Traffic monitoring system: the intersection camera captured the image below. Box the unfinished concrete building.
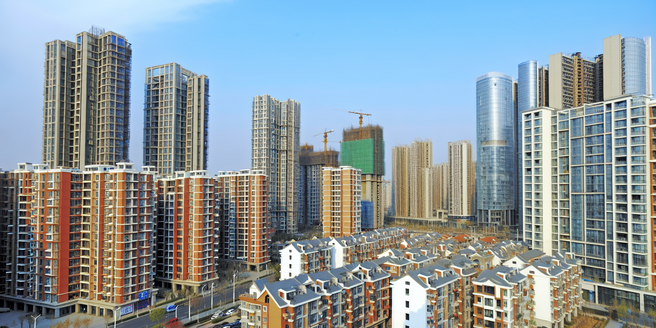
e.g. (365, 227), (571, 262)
(299, 144), (339, 227)
(340, 125), (384, 229)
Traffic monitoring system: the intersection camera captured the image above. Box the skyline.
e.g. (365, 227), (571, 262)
(1, 0), (655, 179)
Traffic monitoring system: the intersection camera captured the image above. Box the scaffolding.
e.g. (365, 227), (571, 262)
(340, 124), (384, 175)
(299, 144), (339, 167)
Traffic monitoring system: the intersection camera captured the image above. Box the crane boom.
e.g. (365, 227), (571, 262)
(315, 129), (334, 166)
(347, 110), (372, 139)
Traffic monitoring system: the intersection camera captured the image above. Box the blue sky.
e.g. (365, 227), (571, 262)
(1, 0), (655, 178)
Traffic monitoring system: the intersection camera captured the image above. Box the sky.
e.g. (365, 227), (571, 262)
(1, 0), (655, 179)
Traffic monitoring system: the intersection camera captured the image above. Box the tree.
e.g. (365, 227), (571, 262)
(271, 262), (281, 280)
(50, 318), (72, 328)
(150, 308), (166, 324)
(80, 318), (92, 328)
(164, 290), (174, 301)
(72, 317), (83, 328)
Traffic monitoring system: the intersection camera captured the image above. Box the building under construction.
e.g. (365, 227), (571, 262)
(340, 125), (384, 229)
(299, 144), (339, 226)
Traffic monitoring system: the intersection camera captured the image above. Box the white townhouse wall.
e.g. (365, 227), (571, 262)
(391, 275), (427, 328)
(328, 239), (346, 268)
(521, 265), (555, 325)
(503, 256), (528, 270)
(280, 244), (302, 279)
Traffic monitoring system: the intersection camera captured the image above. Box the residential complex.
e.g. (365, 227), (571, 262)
(476, 72), (517, 228)
(240, 261), (391, 328)
(391, 138), (434, 219)
(215, 170), (270, 272)
(299, 144), (339, 227)
(43, 26), (132, 169)
(1, 163), (157, 318)
(322, 166), (362, 238)
(340, 125), (385, 229)
(252, 95), (300, 234)
(143, 63), (210, 175)
(521, 95), (656, 303)
(448, 140), (475, 218)
(155, 171), (216, 292)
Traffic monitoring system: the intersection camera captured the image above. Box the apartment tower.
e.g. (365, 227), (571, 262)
(214, 170), (269, 271)
(299, 144), (339, 227)
(448, 140), (475, 218)
(155, 171), (216, 291)
(340, 125), (385, 229)
(392, 145), (409, 217)
(522, 95), (656, 302)
(409, 138), (433, 218)
(603, 35), (652, 99)
(251, 95), (300, 234)
(143, 63), (209, 176)
(2, 163), (157, 318)
(322, 166), (362, 238)
(476, 72), (517, 227)
(432, 162), (449, 212)
(43, 26), (131, 169)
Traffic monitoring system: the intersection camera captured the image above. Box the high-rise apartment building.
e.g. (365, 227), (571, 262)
(476, 72), (517, 227)
(448, 140), (475, 218)
(548, 52), (604, 110)
(43, 26), (132, 169)
(0, 170), (16, 296)
(432, 163), (449, 212)
(340, 125), (385, 229)
(299, 144), (339, 227)
(603, 35), (652, 99)
(522, 95), (656, 298)
(322, 166), (362, 238)
(143, 63), (209, 176)
(155, 171), (215, 292)
(392, 145), (409, 217)
(409, 139), (433, 218)
(214, 170), (269, 271)
(251, 95), (300, 234)
(2, 163), (156, 318)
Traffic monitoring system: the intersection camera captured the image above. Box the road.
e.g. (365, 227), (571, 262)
(116, 284), (250, 328)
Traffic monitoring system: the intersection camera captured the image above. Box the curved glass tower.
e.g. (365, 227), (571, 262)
(623, 37), (648, 95)
(476, 72), (516, 227)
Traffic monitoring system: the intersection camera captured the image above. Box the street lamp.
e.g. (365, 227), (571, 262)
(114, 306), (121, 328)
(30, 313), (41, 328)
(211, 283), (216, 309)
(232, 270), (237, 305)
(201, 285), (207, 298)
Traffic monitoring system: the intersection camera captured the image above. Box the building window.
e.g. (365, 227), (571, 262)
(405, 313), (409, 320)
(405, 301), (409, 308)
(405, 288), (409, 296)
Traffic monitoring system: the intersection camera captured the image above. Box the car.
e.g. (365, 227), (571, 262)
(225, 308), (236, 316)
(166, 305), (177, 313)
(211, 310), (224, 319)
(169, 318), (179, 324)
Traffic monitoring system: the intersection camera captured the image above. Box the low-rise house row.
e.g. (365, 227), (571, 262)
(239, 261), (391, 328)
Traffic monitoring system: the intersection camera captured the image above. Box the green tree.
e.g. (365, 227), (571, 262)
(150, 308), (166, 324)
(271, 262), (281, 280)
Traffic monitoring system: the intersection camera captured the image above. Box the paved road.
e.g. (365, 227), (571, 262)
(116, 284), (249, 328)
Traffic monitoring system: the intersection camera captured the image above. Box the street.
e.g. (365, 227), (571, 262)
(116, 284), (250, 328)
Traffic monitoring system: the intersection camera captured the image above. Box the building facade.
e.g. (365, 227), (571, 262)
(43, 26), (132, 169)
(2, 163), (157, 318)
(476, 72), (517, 227)
(410, 139), (433, 218)
(143, 63), (209, 175)
(448, 140), (475, 218)
(340, 125), (385, 229)
(252, 95), (300, 234)
(522, 95), (656, 298)
(215, 170), (269, 272)
(392, 145), (409, 217)
(322, 166), (362, 238)
(603, 35), (652, 99)
(299, 145), (339, 227)
(155, 171), (215, 292)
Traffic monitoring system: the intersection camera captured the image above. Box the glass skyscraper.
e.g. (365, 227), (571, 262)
(476, 72), (517, 227)
(624, 37), (649, 96)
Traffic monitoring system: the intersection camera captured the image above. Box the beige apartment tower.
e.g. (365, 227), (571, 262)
(548, 52), (603, 110)
(432, 162), (449, 211)
(43, 26), (132, 169)
(322, 166), (361, 238)
(143, 63), (209, 176)
(409, 138), (433, 218)
(392, 145), (409, 217)
(448, 140), (475, 217)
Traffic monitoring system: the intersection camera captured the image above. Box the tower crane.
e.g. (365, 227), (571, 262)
(314, 129), (334, 166)
(347, 110), (372, 139)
